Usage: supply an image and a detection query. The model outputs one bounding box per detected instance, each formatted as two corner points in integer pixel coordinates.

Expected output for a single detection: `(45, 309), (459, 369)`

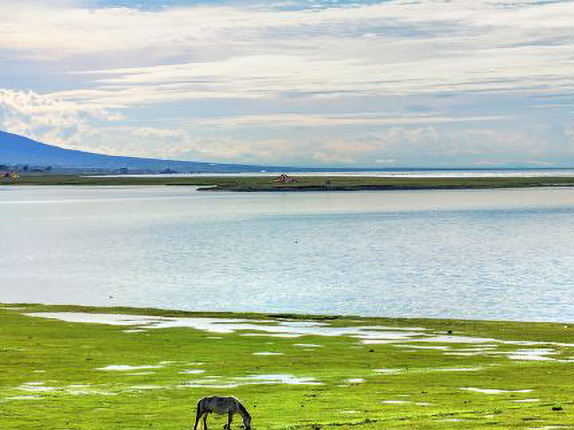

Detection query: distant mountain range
(0, 130), (288, 173)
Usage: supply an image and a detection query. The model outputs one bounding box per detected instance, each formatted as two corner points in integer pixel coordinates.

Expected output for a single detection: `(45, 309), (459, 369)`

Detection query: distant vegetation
(4, 174), (574, 191)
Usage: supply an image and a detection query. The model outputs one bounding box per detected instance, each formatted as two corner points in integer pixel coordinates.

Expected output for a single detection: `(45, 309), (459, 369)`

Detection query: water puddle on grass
(7, 395), (43, 400)
(385, 400), (430, 406)
(179, 369), (206, 374)
(10, 382), (126, 398)
(241, 333), (301, 338)
(17, 382), (57, 392)
(23, 312), (574, 366)
(179, 374), (322, 388)
(506, 341), (574, 347)
(345, 378), (366, 384)
(129, 385), (164, 390)
(394, 345), (451, 350)
(374, 368), (404, 375)
(429, 367), (482, 372)
(241, 374), (322, 385)
(414, 335), (497, 344)
(65, 385), (118, 396)
(506, 349), (556, 361)
(529, 427), (574, 430)
(361, 334), (495, 345)
(446, 346), (561, 362)
(444, 345), (498, 355)
(24, 312), (431, 342)
(64, 384), (90, 395)
(97, 364), (164, 371)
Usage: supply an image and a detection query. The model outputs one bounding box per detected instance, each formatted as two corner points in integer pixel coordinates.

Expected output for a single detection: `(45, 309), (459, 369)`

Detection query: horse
(193, 396), (252, 430)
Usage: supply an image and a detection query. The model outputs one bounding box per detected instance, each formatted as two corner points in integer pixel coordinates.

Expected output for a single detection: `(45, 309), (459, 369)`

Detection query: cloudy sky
(1, 0), (573, 168)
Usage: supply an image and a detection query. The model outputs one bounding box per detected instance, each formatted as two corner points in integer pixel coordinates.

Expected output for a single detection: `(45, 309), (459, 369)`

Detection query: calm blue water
(2, 186), (574, 322)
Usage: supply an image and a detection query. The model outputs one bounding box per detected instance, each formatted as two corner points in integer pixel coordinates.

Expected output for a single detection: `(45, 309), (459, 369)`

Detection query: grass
(1, 303), (574, 429)
(4, 174), (574, 191)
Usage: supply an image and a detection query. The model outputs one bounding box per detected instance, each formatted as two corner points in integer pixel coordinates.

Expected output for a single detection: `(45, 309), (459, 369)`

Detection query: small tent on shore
(2, 172), (20, 181)
(271, 173), (299, 184)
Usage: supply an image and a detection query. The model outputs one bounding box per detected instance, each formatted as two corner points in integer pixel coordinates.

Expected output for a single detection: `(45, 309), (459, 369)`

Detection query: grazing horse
(194, 396), (252, 430)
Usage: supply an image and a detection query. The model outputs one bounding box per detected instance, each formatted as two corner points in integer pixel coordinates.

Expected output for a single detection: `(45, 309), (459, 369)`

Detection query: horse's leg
(225, 412), (233, 429)
(193, 411), (203, 430)
(203, 412), (209, 430)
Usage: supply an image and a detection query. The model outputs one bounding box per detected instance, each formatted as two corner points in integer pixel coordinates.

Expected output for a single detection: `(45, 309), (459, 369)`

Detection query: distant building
(271, 173), (299, 184)
(3, 172), (20, 180)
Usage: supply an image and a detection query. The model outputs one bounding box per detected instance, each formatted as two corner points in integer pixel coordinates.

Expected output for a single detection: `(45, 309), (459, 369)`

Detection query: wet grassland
(1, 304), (573, 429)
(6, 174), (574, 191)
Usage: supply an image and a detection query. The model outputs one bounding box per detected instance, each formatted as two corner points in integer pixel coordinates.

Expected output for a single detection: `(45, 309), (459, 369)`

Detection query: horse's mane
(237, 400), (251, 418)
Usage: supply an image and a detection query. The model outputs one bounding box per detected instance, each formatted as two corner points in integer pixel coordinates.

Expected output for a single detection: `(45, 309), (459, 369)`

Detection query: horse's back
(199, 396), (240, 415)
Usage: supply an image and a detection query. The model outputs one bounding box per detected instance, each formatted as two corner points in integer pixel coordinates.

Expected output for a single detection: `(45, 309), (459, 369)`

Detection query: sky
(0, 0), (573, 168)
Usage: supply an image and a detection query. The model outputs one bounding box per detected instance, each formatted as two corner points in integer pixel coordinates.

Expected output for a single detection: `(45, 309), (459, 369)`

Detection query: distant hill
(0, 130), (286, 173)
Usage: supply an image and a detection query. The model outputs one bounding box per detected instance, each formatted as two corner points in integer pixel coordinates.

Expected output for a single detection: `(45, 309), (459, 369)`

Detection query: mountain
(0, 130), (285, 173)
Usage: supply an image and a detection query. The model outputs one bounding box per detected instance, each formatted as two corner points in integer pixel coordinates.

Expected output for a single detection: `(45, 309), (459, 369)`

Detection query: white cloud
(564, 125), (574, 142)
(130, 127), (186, 139)
(1, 0), (573, 167)
(187, 112), (511, 128)
(49, 42), (573, 107)
(0, 89), (121, 147)
(2, 1), (573, 104)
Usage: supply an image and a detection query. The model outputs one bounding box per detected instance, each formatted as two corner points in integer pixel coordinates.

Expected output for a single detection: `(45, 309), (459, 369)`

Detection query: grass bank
(4, 174), (574, 191)
(1, 303), (573, 429)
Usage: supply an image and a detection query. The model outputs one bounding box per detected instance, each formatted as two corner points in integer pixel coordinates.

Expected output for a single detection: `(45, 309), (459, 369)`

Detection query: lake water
(2, 186), (574, 322)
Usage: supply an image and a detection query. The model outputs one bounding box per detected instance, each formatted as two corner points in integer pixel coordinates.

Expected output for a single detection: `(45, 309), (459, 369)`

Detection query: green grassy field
(1, 303), (573, 429)
(4, 174), (574, 191)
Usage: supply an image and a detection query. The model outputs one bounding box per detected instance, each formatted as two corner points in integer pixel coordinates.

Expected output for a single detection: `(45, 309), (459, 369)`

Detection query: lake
(2, 186), (574, 322)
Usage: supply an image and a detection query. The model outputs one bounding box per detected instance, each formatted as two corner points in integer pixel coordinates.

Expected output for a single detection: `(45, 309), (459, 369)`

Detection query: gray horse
(194, 396), (252, 430)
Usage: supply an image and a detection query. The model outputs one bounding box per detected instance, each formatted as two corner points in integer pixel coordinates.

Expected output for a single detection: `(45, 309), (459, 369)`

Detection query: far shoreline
(4, 174), (574, 192)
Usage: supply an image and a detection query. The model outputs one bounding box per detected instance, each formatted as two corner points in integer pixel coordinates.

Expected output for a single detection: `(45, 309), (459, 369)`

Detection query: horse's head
(242, 414), (251, 430)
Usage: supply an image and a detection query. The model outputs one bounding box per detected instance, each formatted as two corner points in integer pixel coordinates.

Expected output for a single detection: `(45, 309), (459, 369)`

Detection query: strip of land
(4, 174), (574, 191)
(1, 303), (573, 430)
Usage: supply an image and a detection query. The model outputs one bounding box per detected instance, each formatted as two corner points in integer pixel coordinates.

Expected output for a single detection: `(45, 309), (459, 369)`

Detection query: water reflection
(2, 186), (574, 322)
